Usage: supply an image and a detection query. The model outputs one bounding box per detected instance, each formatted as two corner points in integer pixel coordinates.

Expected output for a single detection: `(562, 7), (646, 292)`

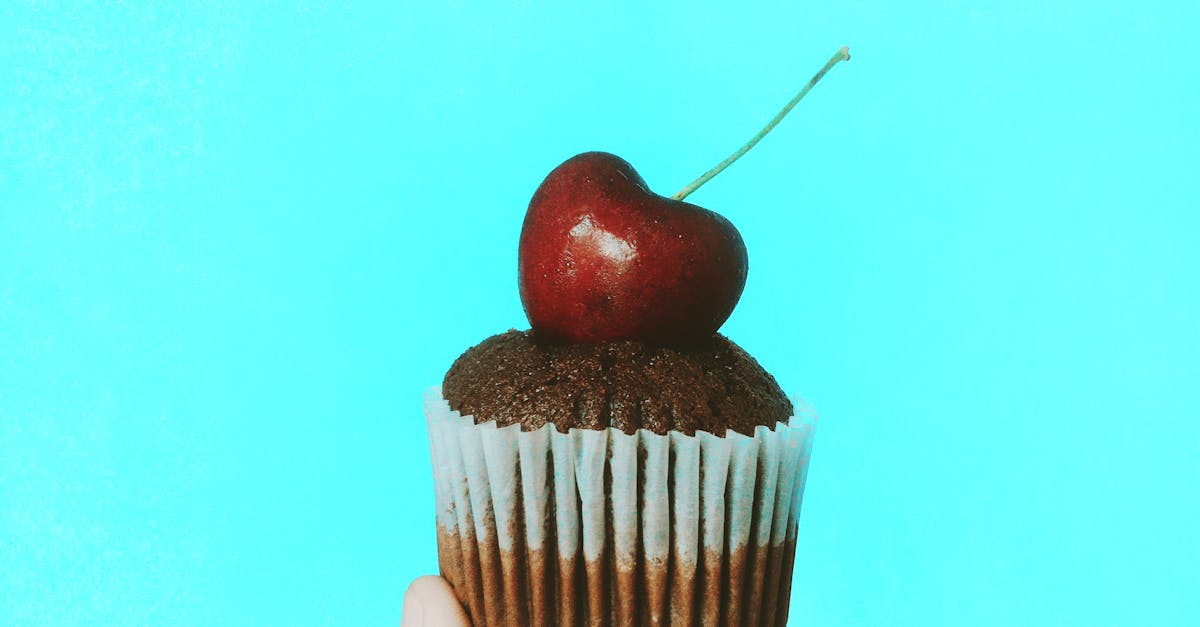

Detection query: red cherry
(519, 152), (747, 346)
(517, 47), (850, 347)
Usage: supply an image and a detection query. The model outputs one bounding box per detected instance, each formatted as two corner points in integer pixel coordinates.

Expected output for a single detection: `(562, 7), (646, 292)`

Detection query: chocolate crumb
(442, 330), (792, 436)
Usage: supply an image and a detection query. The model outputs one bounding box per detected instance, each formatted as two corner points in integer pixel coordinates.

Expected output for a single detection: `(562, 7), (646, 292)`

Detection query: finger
(401, 575), (470, 627)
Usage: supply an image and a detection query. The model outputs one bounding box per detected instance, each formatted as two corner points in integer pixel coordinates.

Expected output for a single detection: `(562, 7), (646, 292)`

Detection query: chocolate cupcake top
(442, 330), (792, 436)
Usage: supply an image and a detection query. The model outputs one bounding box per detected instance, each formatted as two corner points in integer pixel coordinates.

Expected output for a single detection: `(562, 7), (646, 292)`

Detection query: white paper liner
(425, 386), (817, 627)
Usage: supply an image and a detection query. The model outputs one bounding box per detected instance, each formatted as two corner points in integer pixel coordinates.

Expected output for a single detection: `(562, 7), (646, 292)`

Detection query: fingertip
(402, 576), (469, 627)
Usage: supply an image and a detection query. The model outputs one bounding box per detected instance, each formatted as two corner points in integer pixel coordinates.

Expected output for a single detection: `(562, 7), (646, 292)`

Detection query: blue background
(2, 1), (1198, 625)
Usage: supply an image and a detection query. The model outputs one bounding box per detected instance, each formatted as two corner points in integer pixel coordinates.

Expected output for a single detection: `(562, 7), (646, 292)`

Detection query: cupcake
(425, 150), (821, 626)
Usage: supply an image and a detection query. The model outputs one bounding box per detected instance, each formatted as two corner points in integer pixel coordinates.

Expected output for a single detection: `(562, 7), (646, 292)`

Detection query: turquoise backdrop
(2, 1), (1198, 625)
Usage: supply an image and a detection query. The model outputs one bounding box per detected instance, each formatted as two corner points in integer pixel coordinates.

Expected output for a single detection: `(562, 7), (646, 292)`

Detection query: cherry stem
(673, 46), (851, 201)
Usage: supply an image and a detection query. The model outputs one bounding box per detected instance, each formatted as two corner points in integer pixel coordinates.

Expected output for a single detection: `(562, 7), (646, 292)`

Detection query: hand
(401, 576), (470, 627)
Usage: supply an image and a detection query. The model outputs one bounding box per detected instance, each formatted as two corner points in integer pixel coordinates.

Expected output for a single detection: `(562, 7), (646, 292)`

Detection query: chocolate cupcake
(426, 143), (839, 625)
(426, 331), (815, 626)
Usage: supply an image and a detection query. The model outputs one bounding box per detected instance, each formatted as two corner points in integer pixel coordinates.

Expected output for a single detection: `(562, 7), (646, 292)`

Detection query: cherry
(518, 47), (850, 346)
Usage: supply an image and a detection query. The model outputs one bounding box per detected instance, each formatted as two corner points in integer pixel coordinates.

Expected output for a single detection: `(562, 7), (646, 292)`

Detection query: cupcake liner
(425, 386), (816, 627)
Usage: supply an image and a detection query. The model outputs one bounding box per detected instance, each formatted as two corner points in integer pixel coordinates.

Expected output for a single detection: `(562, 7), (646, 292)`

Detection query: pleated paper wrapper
(425, 387), (817, 627)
